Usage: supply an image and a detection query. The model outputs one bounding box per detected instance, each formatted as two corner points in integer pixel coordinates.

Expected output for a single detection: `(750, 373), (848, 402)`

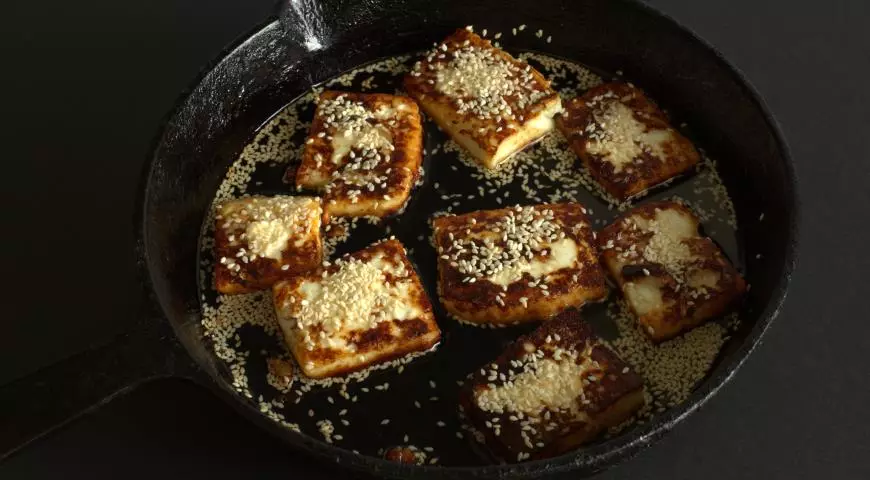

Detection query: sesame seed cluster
(441, 206), (563, 284)
(313, 94), (397, 201)
(196, 31), (744, 465)
(607, 300), (735, 410)
(601, 210), (698, 286)
(410, 31), (550, 128)
(217, 196), (318, 272)
(475, 345), (595, 416)
(585, 98), (663, 172)
(435, 45), (546, 121)
(280, 251), (415, 351)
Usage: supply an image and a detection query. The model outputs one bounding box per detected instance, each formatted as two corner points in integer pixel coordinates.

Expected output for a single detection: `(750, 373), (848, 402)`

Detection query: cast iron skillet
(2, 0), (799, 477)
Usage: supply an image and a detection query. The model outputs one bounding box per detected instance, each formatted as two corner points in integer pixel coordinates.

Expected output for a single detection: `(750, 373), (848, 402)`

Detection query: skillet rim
(135, 2), (800, 477)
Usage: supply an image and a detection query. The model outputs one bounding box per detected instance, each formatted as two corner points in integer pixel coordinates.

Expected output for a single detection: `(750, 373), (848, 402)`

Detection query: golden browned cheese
(460, 309), (645, 462)
(598, 201), (746, 342)
(404, 29), (561, 169)
(296, 91), (423, 218)
(557, 83), (700, 201)
(272, 239), (440, 379)
(213, 196), (323, 294)
(432, 203), (607, 326)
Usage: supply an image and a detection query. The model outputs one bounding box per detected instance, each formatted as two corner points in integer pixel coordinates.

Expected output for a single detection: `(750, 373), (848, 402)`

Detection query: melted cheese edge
(328, 104), (402, 165)
(246, 220), (292, 260)
(492, 98), (561, 166)
(587, 102), (671, 172)
(487, 238), (578, 287)
(290, 252), (422, 351)
(475, 348), (594, 416)
(224, 196), (320, 261)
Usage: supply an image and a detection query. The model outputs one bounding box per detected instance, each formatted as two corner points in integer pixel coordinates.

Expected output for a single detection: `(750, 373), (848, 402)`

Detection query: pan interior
(142, 3), (796, 475)
(195, 49), (747, 467)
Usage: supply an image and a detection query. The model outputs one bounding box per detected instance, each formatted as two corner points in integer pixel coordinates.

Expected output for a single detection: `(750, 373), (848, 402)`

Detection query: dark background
(2, 0), (869, 478)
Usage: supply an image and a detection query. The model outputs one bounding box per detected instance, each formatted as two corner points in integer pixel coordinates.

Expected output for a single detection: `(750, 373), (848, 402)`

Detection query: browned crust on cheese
(556, 83), (700, 200)
(213, 198), (323, 294)
(598, 201), (746, 342)
(273, 239), (440, 378)
(296, 91), (423, 218)
(432, 203), (608, 325)
(460, 309), (644, 462)
(403, 29), (558, 159)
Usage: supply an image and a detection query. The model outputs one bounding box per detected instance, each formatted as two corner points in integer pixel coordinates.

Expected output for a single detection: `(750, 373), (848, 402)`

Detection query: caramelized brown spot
(384, 446), (418, 464)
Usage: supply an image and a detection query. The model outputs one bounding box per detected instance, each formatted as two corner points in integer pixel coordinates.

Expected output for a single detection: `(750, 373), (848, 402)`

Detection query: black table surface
(2, 0), (869, 478)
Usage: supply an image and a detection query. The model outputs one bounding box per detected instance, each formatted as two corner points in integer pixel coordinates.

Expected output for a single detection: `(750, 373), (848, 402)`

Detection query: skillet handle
(0, 314), (200, 460)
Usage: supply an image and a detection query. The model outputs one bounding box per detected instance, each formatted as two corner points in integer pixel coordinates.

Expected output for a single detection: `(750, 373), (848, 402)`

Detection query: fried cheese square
(432, 203), (607, 326)
(405, 29), (561, 170)
(461, 309), (644, 462)
(272, 239), (440, 379)
(213, 195), (322, 294)
(598, 201), (746, 342)
(557, 83), (700, 201)
(296, 91), (424, 218)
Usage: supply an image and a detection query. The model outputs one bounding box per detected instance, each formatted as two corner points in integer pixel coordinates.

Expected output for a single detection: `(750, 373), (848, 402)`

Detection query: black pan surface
(1, 1), (798, 478)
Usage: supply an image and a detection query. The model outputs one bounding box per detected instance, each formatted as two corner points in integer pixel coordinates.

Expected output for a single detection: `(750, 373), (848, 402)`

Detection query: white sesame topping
(414, 34), (550, 124)
(278, 244), (422, 350)
(475, 344), (597, 417)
